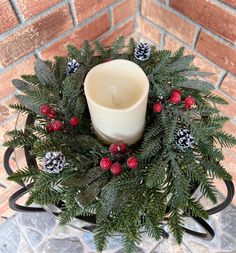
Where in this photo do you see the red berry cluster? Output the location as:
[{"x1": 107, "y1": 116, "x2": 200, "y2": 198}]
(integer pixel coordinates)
[
  {"x1": 100, "y1": 143, "x2": 139, "y2": 176},
  {"x1": 152, "y1": 89, "x2": 195, "y2": 113},
  {"x1": 40, "y1": 104, "x2": 57, "y2": 119},
  {"x1": 40, "y1": 104, "x2": 80, "y2": 132}
]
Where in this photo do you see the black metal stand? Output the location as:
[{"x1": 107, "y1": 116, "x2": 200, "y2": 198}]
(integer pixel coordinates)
[{"x1": 3, "y1": 114, "x2": 235, "y2": 241}]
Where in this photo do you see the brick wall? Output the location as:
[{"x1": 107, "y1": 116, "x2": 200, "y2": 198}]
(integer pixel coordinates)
[
  {"x1": 137, "y1": 0, "x2": 236, "y2": 203},
  {"x1": 0, "y1": 0, "x2": 136, "y2": 219}
]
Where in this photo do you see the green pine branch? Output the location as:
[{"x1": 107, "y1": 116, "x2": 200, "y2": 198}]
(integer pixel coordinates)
[
  {"x1": 186, "y1": 198, "x2": 208, "y2": 219},
  {"x1": 8, "y1": 167, "x2": 39, "y2": 184},
  {"x1": 168, "y1": 208, "x2": 184, "y2": 244},
  {"x1": 4, "y1": 129, "x2": 37, "y2": 148},
  {"x1": 213, "y1": 131, "x2": 236, "y2": 148}
]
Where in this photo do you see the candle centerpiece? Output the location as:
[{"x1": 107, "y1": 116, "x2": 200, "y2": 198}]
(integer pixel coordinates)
[
  {"x1": 84, "y1": 59, "x2": 149, "y2": 144},
  {"x1": 5, "y1": 38, "x2": 236, "y2": 253}
]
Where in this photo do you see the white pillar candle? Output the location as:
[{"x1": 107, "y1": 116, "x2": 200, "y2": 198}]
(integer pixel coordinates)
[{"x1": 84, "y1": 59, "x2": 149, "y2": 145}]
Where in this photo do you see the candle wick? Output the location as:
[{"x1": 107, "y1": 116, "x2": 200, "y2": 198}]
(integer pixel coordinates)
[{"x1": 110, "y1": 84, "x2": 122, "y2": 108}]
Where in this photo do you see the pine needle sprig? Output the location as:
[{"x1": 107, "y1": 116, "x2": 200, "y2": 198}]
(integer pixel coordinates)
[
  {"x1": 8, "y1": 167, "x2": 40, "y2": 184},
  {"x1": 168, "y1": 208, "x2": 184, "y2": 244}
]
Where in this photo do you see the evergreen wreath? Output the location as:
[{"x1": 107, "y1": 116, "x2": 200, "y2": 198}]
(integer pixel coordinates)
[{"x1": 5, "y1": 37, "x2": 236, "y2": 253}]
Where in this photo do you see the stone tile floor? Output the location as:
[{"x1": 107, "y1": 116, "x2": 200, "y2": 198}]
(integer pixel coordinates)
[{"x1": 0, "y1": 191, "x2": 236, "y2": 253}]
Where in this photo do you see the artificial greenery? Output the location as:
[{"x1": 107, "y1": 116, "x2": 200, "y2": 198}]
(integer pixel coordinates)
[{"x1": 5, "y1": 37, "x2": 236, "y2": 253}]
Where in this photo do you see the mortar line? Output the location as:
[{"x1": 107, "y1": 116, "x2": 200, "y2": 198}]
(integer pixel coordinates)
[
  {"x1": 108, "y1": 6, "x2": 114, "y2": 30},
  {"x1": 159, "y1": 31, "x2": 166, "y2": 49},
  {"x1": 134, "y1": 0, "x2": 141, "y2": 32},
  {"x1": 10, "y1": 0, "x2": 25, "y2": 23},
  {"x1": 34, "y1": 49, "x2": 41, "y2": 59},
  {"x1": 191, "y1": 25, "x2": 201, "y2": 50},
  {"x1": 211, "y1": 0, "x2": 236, "y2": 13},
  {"x1": 68, "y1": 0, "x2": 78, "y2": 26},
  {"x1": 215, "y1": 70, "x2": 227, "y2": 89}
]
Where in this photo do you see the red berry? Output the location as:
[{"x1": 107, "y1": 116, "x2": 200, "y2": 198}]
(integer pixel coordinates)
[
  {"x1": 127, "y1": 156, "x2": 139, "y2": 169},
  {"x1": 69, "y1": 117, "x2": 80, "y2": 126},
  {"x1": 46, "y1": 124, "x2": 53, "y2": 132},
  {"x1": 119, "y1": 143, "x2": 127, "y2": 153},
  {"x1": 153, "y1": 102, "x2": 163, "y2": 113},
  {"x1": 40, "y1": 104, "x2": 51, "y2": 115},
  {"x1": 170, "y1": 90, "x2": 181, "y2": 104},
  {"x1": 109, "y1": 143, "x2": 127, "y2": 154},
  {"x1": 109, "y1": 143, "x2": 120, "y2": 154},
  {"x1": 110, "y1": 162, "x2": 122, "y2": 176},
  {"x1": 185, "y1": 96, "x2": 195, "y2": 109},
  {"x1": 172, "y1": 89, "x2": 181, "y2": 95},
  {"x1": 51, "y1": 120, "x2": 63, "y2": 131},
  {"x1": 47, "y1": 110, "x2": 57, "y2": 119},
  {"x1": 100, "y1": 157, "x2": 112, "y2": 170}
]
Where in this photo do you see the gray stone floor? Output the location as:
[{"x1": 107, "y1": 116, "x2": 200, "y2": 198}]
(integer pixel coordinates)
[{"x1": 0, "y1": 192, "x2": 236, "y2": 253}]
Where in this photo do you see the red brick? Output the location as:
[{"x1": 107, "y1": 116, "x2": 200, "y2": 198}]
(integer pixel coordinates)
[
  {"x1": 221, "y1": 0, "x2": 236, "y2": 9},
  {"x1": 220, "y1": 74, "x2": 236, "y2": 100},
  {"x1": 18, "y1": 0, "x2": 60, "y2": 19},
  {"x1": 0, "y1": 0, "x2": 19, "y2": 34},
  {"x1": 0, "y1": 96, "x2": 18, "y2": 123},
  {"x1": 100, "y1": 19, "x2": 134, "y2": 46},
  {"x1": 75, "y1": 0, "x2": 115, "y2": 22},
  {"x1": 164, "y1": 35, "x2": 221, "y2": 85},
  {"x1": 141, "y1": 0, "x2": 195, "y2": 45},
  {"x1": 170, "y1": 0, "x2": 236, "y2": 44},
  {"x1": 213, "y1": 90, "x2": 236, "y2": 119},
  {"x1": 137, "y1": 17, "x2": 162, "y2": 45},
  {"x1": 41, "y1": 13, "x2": 110, "y2": 60},
  {"x1": 0, "y1": 5, "x2": 73, "y2": 67},
  {"x1": 0, "y1": 56, "x2": 35, "y2": 99},
  {"x1": 113, "y1": 0, "x2": 136, "y2": 24},
  {"x1": 196, "y1": 31, "x2": 236, "y2": 75},
  {"x1": 0, "y1": 116, "x2": 17, "y2": 144}
]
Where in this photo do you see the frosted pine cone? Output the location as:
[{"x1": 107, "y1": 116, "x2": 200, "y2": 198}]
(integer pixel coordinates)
[
  {"x1": 67, "y1": 59, "x2": 79, "y2": 74},
  {"x1": 134, "y1": 42, "x2": 151, "y2": 61},
  {"x1": 174, "y1": 128, "x2": 194, "y2": 149},
  {"x1": 44, "y1": 151, "x2": 65, "y2": 174}
]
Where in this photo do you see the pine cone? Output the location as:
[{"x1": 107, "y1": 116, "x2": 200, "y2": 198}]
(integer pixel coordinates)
[
  {"x1": 44, "y1": 151, "x2": 65, "y2": 174},
  {"x1": 174, "y1": 128, "x2": 194, "y2": 149},
  {"x1": 67, "y1": 59, "x2": 79, "y2": 74},
  {"x1": 134, "y1": 42, "x2": 151, "y2": 61}
]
